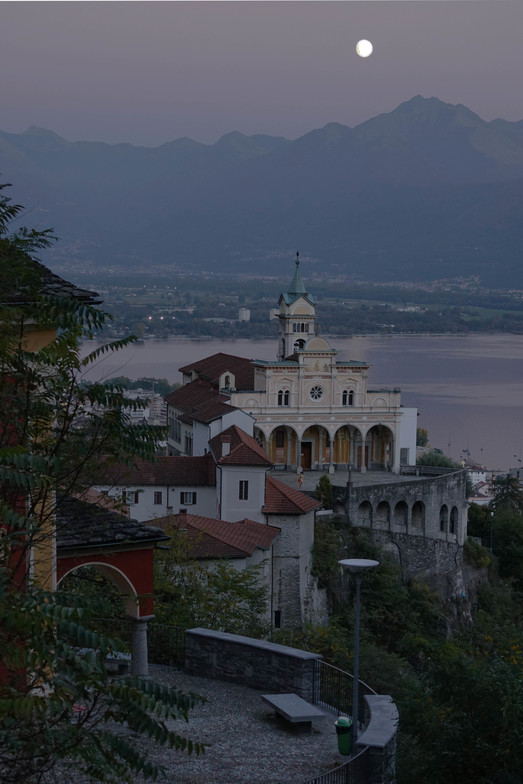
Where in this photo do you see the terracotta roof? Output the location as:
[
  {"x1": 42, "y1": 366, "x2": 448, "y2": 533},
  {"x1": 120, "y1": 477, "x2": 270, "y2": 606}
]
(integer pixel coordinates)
[
  {"x1": 179, "y1": 352, "x2": 255, "y2": 391},
  {"x1": 0, "y1": 250, "x2": 101, "y2": 306},
  {"x1": 56, "y1": 497, "x2": 168, "y2": 551},
  {"x1": 263, "y1": 475, "x2": 320, "y2": 515},
  {"x1": 93, "y1": 455, "x2": 216, "y2": 487},
  {"x1": 71, "y1": 488, "x2": 130, "y2": 516},
  {"x1": 151, "y1": 512, "x2": 280, "y2": 558},
  {"x1": 209, "y1": 425, "x2": 272, "y2": 467},
  {"x1": 165, "y1": 378, "x2": 236, "y2": 423}
]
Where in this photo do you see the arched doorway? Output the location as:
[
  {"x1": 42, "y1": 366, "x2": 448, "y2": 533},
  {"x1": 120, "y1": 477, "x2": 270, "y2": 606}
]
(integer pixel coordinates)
[
  {"x1": 301, "y1": 425, "x2": 331, "y2": 470},
  {"x1": 366, "y1": 425, "x2": 394, "y2": 470},
  {"x1": 333, "y1": 425, "x2": 364, "y2": 468},
  {"x1": 267, "y1": 425, "x2": 298, "y2": 467}
]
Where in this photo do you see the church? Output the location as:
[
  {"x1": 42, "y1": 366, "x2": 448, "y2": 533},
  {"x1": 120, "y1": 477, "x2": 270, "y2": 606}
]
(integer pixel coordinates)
[{"x1": 167, "y1": 254, "x2": 417, "y2": 473}]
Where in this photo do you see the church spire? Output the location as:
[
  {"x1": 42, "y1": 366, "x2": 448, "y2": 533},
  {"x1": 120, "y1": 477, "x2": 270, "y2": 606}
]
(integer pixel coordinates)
[{"x1": 288, "y1": 251, "x2": 307, "y2": 296}]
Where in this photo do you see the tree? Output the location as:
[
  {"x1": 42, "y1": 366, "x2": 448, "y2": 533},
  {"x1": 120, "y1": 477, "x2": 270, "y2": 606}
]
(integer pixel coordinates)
[
  {"x1": 416, "y1": 450, "x2": 459, "y2": 468},
  {"x1": 492, "y1": 474, "x2": 523, "y2": 514},
  {"x1": 0, "y1": 183, "x2": 203, "y2": 783},
  {"x1": 154, "y1": 528, "x2": 269, "y2": 637},
  {"x1": 314, "y1": 475, "x2": 334, "y2": 508},
  {"x1": 416, "y1": 427, "x2": 429, "y2": 447}
]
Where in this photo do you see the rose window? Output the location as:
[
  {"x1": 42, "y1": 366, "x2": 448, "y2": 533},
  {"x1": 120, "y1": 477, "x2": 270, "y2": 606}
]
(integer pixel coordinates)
[{"x1": 309, "y1": 385, "x2": 324, "y2": 401}]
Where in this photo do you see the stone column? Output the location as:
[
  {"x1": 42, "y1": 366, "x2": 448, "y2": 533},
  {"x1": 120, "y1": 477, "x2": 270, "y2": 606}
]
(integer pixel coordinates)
[
  {"x1": 329, "y1": 434, "x2": 334, "y2": 474},
  {"x1": 130, "y1": 616, "x2": 153, "y2": 677}
]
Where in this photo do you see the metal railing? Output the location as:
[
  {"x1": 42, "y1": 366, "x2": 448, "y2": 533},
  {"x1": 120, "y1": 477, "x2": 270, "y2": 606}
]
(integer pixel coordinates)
[
  {"x1": 304, "y1": 747, "x2": 370, "y2": 784},
  {"x1": 313, "y1": 659, "x2": 376, "y2": 718}
]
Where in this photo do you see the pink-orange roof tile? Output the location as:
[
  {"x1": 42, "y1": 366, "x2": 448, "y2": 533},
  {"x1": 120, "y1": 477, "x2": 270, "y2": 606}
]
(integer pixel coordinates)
[
  {"x1": 263, "y1": 474, "x2": 320, "y2": 515},
  {"x1": 150, "y1": 512, "x2": 280, "y2": 558},
  {"x1": 94, "y1": 455, "x2": 216, "y2": 487},
  {"x1": 209, "y1": 425, "x2": 272, "y2": 467},
  {"x1": 165, "y1": 378, "x2": 237, "y2": 423},
  {"x1": 179, "y1": 352, "x2": 255, "y2": 391}
]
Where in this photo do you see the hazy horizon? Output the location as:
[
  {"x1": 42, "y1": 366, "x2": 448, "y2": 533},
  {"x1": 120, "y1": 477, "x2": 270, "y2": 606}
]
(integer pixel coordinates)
[{"x1": 1, "y1": 2, "x2": 522, "y2": 147}]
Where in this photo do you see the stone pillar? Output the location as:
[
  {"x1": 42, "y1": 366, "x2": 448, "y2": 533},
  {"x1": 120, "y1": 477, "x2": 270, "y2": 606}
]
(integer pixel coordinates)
[
  {"x1": 130, "y1": 616, "x2": 152, "y2": 677},
  {"x1": 329, "y1": 435, "x2": 334, "y2": 474},
  {"x1": 297, "y1": 437, "x2": 302, "y2": 470}
]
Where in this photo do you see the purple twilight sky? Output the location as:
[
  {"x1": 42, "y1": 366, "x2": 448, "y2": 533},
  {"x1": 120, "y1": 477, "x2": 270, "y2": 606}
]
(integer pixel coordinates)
[{"x1": 0, "y1": 1, "x2": 521, "y2": 147}]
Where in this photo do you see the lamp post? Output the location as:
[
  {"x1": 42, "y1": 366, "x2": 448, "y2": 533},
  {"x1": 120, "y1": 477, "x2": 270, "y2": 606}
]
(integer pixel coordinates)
[{"x1": 339, "y1": 558, "x2": 379, "y2": 755}]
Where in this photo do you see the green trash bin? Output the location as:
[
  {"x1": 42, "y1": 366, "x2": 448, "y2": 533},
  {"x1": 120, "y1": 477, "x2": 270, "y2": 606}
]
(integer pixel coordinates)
[{"x1": 335, "y1": 715, "x2": 352, "y2": 756}]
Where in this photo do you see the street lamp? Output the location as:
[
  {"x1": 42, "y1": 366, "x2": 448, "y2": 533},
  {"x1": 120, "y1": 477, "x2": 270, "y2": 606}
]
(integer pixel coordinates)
[{"x1": 339, "y1": 558, "x2": 379, "y2": 755}]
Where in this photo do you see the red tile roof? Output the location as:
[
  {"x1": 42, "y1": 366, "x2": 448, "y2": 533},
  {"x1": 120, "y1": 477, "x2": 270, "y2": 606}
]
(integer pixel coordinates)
[
  {"x1": 165, "y1": 378, "x2": 237, "y2": 423},
  {"x1": 151, "y1": 512, "x2": 280, "y2": 558},
  {"x1": 263, "y1": 475, "x2": 320, "y2": 515},
  {"x1": 179, "y1": 352, "x2": 255, "y2": 391},
  {"x1": 94, "y1": 455, "x2": 216, "y2": 487},
  {"x1": 209, "y1": 425, "x2": 272, "y2": 467}
]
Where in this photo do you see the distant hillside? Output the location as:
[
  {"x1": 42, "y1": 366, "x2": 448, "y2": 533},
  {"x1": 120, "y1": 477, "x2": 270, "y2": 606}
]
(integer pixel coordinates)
[{"x1": 2, "y1": 95, "x2": 523, "y2": 286}]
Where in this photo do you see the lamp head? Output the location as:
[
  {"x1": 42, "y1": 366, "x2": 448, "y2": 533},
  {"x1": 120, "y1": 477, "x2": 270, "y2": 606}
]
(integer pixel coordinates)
[{"x1": 338, "y1": 558, "x2": 379, "y2": 574}]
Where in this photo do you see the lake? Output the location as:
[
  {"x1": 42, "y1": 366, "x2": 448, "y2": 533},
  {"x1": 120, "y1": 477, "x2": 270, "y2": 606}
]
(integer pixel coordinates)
[{"x1": 80, "y1": 333, "x2": 523, "y2": 473}]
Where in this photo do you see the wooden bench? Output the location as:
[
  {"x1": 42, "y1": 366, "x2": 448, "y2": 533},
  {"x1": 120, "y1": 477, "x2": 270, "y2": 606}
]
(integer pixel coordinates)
[{"x1": 262, "y1": 693, "x2": 325, "y2": 734}]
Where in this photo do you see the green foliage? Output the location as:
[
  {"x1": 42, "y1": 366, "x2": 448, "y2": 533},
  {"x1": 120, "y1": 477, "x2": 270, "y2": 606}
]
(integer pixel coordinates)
[
  {"x1": 492, "y1": 474, "x2": 523, "y2": 514},
  {"x1": 463, "y1": 536, "x2": 491, "y2": 569},
  {"x1": 313, "y1": 474, "x2": 334, "y2": 508},
  {"x1": 299, "y1": 513, "x2": 523, "y2": 784},
  {"x1": 416, "y1": 450, "x2": 460, "y2": 468},
  {"x1": 416, "y1": 427, "x2": 428, "y2": 447},
  {"x1": 0, "y1": 578, "x2": 205, "y2": 784},
  {"x1": 154, "y1": 528, "x2": 269, "y2": 637},
  {"x1": 0, "y1": 184, "x2": 201, "y2": 782},
  {"x1": 311, "y1": 517, "x2": 346, "y2": 588}
]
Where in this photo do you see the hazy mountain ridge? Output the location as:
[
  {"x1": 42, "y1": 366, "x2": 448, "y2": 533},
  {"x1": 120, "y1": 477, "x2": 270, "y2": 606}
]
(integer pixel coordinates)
[{"x1": 2, "y1": 95, "x2": 523, "y2": 285}]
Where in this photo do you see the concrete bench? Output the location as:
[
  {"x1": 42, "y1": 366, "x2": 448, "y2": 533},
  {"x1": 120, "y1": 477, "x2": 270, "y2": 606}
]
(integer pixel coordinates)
[{"x1": 262, "y1": 693, "x2": 325, "y2": 734}]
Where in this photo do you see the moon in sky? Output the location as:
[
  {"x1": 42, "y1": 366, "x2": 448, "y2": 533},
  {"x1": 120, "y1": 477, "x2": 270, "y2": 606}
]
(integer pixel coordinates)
[{"x1": 356, "y1": 39, "x2": 373, "y2": 58}]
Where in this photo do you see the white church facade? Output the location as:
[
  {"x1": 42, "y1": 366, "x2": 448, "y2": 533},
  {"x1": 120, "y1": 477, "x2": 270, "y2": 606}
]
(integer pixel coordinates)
[{"x1": 167, "y1": 254, "x2": 417, "y2": 473}]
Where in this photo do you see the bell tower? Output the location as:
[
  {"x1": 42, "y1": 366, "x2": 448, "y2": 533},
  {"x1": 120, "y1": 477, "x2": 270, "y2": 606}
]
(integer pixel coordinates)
[{"x1": 277, "y1": 252, "x2": 317, "y2": 360}]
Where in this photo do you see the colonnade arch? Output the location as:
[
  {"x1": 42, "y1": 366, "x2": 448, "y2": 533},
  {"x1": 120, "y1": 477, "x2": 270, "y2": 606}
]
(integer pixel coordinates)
[
  {"x1": 349, "y1": 498, "x2": 427, "y2": 534},
  {"x1": 259, "y1": 421, "x2": 394, "y2": 471}
]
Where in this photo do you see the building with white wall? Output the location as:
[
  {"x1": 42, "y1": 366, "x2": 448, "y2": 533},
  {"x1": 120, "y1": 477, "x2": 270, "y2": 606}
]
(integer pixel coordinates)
[{"x1": 168, "y1": 255, "x2": 417, "y2": 473}]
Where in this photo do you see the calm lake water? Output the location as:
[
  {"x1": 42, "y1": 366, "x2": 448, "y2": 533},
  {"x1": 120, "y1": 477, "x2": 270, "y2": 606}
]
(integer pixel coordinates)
[{"x1": 81, "y1": 334, "x2": 523, "y2": 473}]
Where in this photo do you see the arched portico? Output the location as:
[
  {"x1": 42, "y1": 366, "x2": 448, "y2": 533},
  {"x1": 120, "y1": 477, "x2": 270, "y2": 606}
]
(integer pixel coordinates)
[
  {"x1": 366, "y1": 424, "x2": 394, "y2": 471},
  {"x1": 266, "y1": 425, "x2": 299, "y2": 468},
  {"x1": 301, "y1": 425, "x2": 331, "y2": 470},
  {"x1": 333, "y1": 425, "x2": 364, "y2": 469}
]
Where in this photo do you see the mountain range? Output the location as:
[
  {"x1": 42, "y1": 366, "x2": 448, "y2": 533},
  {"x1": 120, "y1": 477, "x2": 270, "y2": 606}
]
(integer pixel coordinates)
[{"x1": 2, "y1": 95, "x2": 523, "y2": 286}]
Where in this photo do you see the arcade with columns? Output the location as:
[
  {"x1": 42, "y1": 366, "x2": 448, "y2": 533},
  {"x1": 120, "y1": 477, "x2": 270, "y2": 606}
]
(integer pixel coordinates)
[{"x1": 229, "y1": 253, "x2": 417, "y2": 473}]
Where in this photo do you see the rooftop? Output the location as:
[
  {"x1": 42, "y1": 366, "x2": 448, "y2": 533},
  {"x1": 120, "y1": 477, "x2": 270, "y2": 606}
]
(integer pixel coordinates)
[
  {"x1": 179, "y1": 352, "x2": 255, "y2": 391},
  {"x1": 150, "y1": 511, "x2": 280, "y2": 558},
  {"x1": 94, "y1": 455, "x2": 216, "y2": 487},
  {"x1": 56, "y1": 497, "x2": 168, "y2": 552},
  {"x1": 209, "y1": 424, "x2": 273, "y2": 467}
]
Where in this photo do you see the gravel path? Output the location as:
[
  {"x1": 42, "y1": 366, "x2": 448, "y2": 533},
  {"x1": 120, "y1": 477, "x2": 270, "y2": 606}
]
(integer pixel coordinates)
[{"x1": 144, "y1": 664, "x2": 345, "y2": 784}]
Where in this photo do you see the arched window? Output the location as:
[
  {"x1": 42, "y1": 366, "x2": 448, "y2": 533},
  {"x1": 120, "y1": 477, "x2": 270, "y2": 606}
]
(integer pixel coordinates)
[
  {"x1": 440, "y1": 504, "x2": 449, "y2": 532},
  {"x1": 277, "y1": 389, "x2": 290, "y2": 407},
  {"x1": 275, "y1": 429, "x2": 285, "y2": 448},
  {"x1": 450, "y1": 506, "x2": 459, "y2": 534},
  {"x1": 342, "y1": 389, "x2": 354, "y2": 406},
  {"x1": 224, "y1": 375, "x2": 230, "y2": 389},
  {"x1": 412, "y1": 501, "x2": 425, "y2": 529}
]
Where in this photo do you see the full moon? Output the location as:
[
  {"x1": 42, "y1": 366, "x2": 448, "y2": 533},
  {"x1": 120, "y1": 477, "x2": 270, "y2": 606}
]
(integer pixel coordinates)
[{"x1": 356, "y1": 39, "x2": 373, "y2": 58}]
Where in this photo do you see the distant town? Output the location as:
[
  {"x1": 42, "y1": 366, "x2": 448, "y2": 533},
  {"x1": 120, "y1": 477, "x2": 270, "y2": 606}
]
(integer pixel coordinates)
[{"x1": 67, "y1": 270, "x2": 523, "y2": 341}]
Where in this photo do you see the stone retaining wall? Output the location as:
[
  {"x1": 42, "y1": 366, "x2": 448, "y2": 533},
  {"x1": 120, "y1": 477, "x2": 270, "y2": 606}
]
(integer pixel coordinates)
[{"x1": 185, "y1": 628, "x2": 321, "y2": 701}]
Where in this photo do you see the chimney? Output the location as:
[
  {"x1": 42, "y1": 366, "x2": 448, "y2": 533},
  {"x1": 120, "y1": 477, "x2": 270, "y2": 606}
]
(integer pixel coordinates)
[{"x1": 221, "y1": 434, "x2": 232, "y2": 457}]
